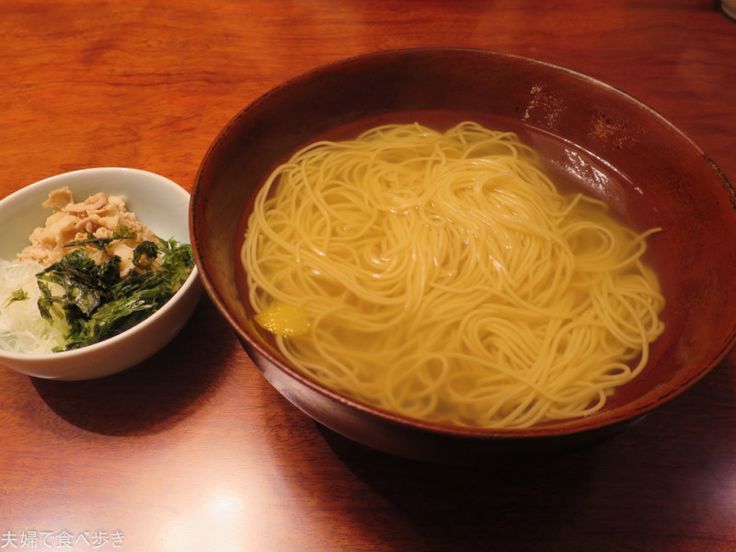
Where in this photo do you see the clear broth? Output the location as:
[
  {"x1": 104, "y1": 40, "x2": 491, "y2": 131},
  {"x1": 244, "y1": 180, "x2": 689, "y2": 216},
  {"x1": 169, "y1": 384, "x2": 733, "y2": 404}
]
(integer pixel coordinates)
[{"x1": 234, "y1": 111, "x2": 673, "y2": 419}]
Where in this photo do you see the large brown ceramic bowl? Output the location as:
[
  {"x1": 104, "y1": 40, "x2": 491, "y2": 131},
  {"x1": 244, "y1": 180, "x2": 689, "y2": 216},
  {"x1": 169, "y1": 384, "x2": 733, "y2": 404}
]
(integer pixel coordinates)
[{"x1": 191, "y1": 48, "x2": 736, "y2": 463}]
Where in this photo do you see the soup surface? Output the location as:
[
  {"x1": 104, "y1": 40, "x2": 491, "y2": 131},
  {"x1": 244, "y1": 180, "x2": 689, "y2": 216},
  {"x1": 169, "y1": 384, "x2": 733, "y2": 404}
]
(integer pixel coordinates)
[{"x1": 238, "y1": 118, "x2": 665, "y2": 429}]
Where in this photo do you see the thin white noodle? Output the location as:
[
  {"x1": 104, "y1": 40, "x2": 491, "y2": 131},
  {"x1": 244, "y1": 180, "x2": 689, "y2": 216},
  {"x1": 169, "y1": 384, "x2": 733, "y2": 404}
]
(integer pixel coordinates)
[{"x1": 242, "y1": 122, "x2": 665, "y2": 429}]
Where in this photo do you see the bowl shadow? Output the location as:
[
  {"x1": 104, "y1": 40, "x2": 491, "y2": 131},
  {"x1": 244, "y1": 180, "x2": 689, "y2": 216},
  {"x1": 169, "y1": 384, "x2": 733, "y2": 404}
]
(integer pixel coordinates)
[
  {"x1": 31, "y1": 296, "x2": 233, "y2": 436},
  {"x1": 261, "y1": 357, "x2": 736, "y2": 551},
  {"x1": 317, "y1": 423, "x2": 600, "y2": 550}
]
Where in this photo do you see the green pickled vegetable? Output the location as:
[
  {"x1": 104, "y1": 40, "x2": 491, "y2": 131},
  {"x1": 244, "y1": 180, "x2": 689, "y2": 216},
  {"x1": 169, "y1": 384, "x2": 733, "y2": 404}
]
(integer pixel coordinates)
[
  {"x1": 5, "y1": 288, "x2": 29, "y2": 307},
  {"x1": 36, "y1": 238, "x2": 193, "y2": 351}
]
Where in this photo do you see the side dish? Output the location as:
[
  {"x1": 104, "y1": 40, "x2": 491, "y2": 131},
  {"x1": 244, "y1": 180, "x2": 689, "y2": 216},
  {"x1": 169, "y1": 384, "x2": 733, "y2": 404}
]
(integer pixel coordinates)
[{"x1": 0, "y1": 187, "x2": 193, "y2": 353}]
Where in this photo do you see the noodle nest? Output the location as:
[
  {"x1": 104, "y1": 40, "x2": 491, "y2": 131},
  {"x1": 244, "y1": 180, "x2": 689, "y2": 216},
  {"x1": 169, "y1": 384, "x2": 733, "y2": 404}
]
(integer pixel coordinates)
[{"x1": 242, "y1": 122, "x2": 665, "y2": 429}]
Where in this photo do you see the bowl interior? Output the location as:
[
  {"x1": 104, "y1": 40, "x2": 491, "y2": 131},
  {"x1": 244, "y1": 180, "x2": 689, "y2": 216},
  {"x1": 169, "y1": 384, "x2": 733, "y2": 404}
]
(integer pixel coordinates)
[
  {"x1": 0, "y1": 167, "x2": 190, "y2": 260},
  {"x1": 193, "y1": 49, "x2": 736, "y2": 436}
]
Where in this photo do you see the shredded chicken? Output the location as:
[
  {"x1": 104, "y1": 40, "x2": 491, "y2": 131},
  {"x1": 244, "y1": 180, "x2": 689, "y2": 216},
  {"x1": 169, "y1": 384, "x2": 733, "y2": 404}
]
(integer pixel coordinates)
[{"x1": 18, "y1": 186, "x2": 157, "y2": 274}]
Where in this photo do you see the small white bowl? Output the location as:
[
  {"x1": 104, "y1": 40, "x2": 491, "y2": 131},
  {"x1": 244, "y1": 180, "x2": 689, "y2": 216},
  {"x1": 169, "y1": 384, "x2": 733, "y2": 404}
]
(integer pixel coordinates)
[{"x1": 0, "y1": 167, "x2": 201, "y2": 380}]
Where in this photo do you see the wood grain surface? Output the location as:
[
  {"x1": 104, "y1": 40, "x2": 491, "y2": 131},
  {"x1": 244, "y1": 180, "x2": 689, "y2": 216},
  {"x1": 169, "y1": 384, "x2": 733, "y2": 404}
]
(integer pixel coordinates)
[{"x1": 1, "y1": 2, "x2": 735, "y2": 551}]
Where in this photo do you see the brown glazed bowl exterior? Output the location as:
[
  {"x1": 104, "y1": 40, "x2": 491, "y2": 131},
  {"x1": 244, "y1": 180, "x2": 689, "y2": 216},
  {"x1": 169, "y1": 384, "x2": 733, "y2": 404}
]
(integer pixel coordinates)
[{"x1": 191, "y1": 48, "x2": 736, "y2": 463}]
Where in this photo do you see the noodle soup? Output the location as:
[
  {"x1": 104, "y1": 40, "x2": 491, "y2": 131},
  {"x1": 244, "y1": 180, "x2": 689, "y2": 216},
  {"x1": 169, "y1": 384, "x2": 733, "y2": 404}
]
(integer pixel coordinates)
[{"x1": 238, "y1": 121, "x2": 664, "y2": 429}]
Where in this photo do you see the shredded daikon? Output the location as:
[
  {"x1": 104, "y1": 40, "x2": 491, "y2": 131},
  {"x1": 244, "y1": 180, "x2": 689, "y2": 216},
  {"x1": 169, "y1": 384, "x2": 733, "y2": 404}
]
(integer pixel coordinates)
[{"x1": 0, "y1": 259, "x2": 67, "y2": 354}]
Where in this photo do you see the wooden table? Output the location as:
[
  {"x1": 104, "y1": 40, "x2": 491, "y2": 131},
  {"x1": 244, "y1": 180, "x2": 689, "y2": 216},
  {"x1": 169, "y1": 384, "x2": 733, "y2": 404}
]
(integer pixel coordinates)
[{"x1": 1, "y1": 2, "x2": 735, "y2": 551}]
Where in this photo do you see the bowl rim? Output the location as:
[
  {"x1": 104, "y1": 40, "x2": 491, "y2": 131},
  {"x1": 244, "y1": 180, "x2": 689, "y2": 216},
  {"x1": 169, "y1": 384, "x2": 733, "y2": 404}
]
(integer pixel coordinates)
[
  {"x1": 191, "y1": 47, "x2": 736, "y2": 439},
  {"x1": 0, "y1": 166, "x2": 199, "y2": 363}
]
